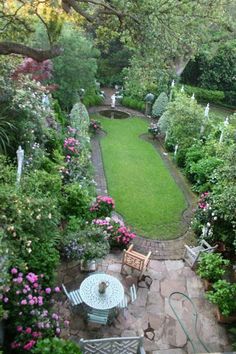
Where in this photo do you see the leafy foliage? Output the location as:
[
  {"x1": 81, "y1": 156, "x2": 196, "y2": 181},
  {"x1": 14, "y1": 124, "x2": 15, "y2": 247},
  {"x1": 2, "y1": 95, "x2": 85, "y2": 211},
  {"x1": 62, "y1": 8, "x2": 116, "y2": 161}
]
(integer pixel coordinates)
[
  {"x1": 184, "y1": 85, "x2": 225, "y2": 104},
  {"x1": 197, "y1": 253, "x2": 229, "y2": 282},
  {"x1": 33, "y1": 337, "x2": 82, "y2": 354},
  {"x1": 52, "y1": 24, "x2": 99, "y2": 110},
  {"x1": 207, "y1": 280, "x2": 236, "y2": 316}
]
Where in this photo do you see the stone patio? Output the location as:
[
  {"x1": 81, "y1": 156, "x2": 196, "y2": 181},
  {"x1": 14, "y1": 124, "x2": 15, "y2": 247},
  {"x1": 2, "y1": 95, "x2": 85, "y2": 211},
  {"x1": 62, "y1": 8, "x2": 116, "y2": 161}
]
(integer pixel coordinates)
[{"x1": 56, "y1": 251, "x2": 232, "y2": 354}]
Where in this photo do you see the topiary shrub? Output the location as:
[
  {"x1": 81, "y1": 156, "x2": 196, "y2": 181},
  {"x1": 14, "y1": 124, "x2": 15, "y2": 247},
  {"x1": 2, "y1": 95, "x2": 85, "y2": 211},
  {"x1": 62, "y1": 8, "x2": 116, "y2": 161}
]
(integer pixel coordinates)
[{"x1": 152, "y1": 92, "x2": 168, "y2": 118}]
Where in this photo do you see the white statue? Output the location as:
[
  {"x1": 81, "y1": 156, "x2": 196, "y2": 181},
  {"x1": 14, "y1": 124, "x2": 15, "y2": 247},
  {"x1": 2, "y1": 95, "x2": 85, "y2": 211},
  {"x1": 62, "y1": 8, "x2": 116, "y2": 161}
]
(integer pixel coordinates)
[
  {"x1": 204, "y1": 103, "x2": 209, "y2": 118},
  {"x1": 171, "y1": 80, "x2": 175, "y2": 88},
  {"x1": 42, "y1": 93, "x2": 50, "y2": 108},
  {"x1": 111, "y1": 94, "x2": 116, "y2": 108},
  {"x1": 180, "y1": 85, "x2": 184, "y2": 93},
  {"x1": 191, "y1": 93, "x2": 195, "y2": 100},
  {"x1": 174, "y1": 144, "x2": 178, "y2": 156},
  {"x1": 219, "y1": 117, "x2": 229, "y2": 143},
  {"x1": 16, "y1": 145, "x2": 24, "y2": 184}
]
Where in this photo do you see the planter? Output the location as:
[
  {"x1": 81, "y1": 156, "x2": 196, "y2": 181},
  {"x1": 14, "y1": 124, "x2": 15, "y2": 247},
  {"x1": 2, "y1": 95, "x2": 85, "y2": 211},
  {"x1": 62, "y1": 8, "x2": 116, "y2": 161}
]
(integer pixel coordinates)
[
  {"x1": 215, "y1": 307, "x2": 236, "y2": 324},
  {"x1": 80, "y1": 259, "x2": 97, "y2": 272},
  {"x1": 203, "y1": 279, "x2": 212, "y2": 291}
]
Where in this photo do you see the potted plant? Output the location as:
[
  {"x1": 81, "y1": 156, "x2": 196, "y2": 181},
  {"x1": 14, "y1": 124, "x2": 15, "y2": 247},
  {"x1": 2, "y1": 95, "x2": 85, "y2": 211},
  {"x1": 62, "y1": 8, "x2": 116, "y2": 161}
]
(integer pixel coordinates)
[
  {"x1": 206, "y1": 280, "x2": 236, "y2": 323},
  {"x1": 196, "y1": 253, "x2": 229, "y2": 290},
  {"x1": 80, "y1": 240, "x2": 110, "y2": 272}
]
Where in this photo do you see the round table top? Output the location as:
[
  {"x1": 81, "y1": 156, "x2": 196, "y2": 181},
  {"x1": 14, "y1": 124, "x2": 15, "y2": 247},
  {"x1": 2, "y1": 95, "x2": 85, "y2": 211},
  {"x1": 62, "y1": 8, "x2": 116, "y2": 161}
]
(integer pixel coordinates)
[{"x1": 80, "y1": 273, "x2": 124, "y2": 310}]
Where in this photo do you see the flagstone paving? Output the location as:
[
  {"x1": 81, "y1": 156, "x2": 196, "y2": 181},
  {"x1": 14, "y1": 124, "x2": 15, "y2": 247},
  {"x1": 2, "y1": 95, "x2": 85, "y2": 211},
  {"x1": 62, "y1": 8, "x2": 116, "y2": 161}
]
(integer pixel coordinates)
[{"x1": 56, "y1": 252, "x2": 232, "y2": 353}]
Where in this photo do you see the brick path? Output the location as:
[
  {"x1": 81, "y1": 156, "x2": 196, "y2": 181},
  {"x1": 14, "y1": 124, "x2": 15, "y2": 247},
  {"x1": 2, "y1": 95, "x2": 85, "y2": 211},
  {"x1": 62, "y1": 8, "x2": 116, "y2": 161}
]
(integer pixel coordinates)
[{"x1": 89, "y1": 98, "x2": 197, "y2": 260}]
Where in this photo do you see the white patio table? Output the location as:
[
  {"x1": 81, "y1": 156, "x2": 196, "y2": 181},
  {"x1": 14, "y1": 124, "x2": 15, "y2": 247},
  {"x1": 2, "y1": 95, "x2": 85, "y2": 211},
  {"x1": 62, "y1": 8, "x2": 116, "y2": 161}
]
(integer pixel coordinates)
[{"x1": 79, "y1": 273, "x2": 124, "y2": 310}]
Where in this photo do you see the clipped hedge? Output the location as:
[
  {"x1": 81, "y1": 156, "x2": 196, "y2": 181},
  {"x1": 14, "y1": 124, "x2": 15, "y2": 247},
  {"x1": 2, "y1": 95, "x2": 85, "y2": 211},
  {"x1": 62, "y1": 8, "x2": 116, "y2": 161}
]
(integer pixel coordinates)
[
  {"x1": 121, "y1": 96, "x2": 145, "y2": 112},
  {"x1": 83, "y1": 94, "x2": 103, "y2": 107},
  {"x1": 184, "y1": 85, "x2": 225, "y2": 104},
  {"x1": 152, "y1": 92, "x2": 168, "y2": 118}
]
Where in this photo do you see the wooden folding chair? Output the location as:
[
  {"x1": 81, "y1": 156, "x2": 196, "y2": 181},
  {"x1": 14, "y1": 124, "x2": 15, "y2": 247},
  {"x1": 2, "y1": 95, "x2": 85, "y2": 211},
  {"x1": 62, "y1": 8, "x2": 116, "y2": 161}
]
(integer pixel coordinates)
[{"x1": 121, "y1": 244, "x2": 152, "y2": 280}]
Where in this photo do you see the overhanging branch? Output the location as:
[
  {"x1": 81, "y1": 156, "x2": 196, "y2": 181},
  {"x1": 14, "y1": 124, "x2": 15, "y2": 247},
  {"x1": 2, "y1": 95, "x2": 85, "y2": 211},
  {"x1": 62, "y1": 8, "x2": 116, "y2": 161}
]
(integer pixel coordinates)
[{"x1": 0, "y1": 42, "x2": 63, "y2": 61}]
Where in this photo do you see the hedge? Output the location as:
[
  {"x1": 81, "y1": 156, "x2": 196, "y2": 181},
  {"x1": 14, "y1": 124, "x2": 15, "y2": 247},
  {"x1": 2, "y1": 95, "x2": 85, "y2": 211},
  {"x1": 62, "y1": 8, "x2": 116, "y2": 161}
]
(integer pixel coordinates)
[
  {"x1": 184, "y1": 85, "x2": 225, "y2": 104},
  {"x1": 121, "y1": 96, "x2": 145, "y2": 112}
]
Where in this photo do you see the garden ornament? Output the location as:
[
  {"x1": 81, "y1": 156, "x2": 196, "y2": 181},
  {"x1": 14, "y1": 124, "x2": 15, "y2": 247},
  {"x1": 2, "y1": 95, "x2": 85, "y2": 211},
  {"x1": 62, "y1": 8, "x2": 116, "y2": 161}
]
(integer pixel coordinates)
[
  {"x1": 174, "y1": 144, "x2": 178, "y2": 157},
  {"x1": 191, "y1": 93, "x2": 195, "y2": 100},
  {"x1": 180, "y1": 85, "x2": 184, "y2": 92},
  {"x1": 171, "y1": 80, "x2": 175, "y2": 88},
  {"x1": 204, "y1": 103, "x2": 210, "y2": 118},
  {"x1": 145, "y1": 93, "x2": 154, "y2": 116},
  {"x1": 219, "y1": 117, "x2": 229, "y2": 143},
  {"x1": 111, "y1": 94, "x2": 116, "y2": 108},
  {"x1": 16, "y1": 145, "x2": 24, "y2": 184}
]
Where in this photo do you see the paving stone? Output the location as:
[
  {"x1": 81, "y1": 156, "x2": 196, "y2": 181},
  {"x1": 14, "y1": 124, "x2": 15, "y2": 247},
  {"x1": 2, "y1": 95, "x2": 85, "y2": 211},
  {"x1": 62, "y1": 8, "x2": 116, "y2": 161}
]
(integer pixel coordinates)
[
  {"x1": 186, "y1": 277, "x2": 204, "y2": 298},
  {"x1": 150, "y1": 279, "x2": 160, "y2": 292},
  {"x1": 165, "y1": 260, "x2": 184, "y2": 272},
  {"x1": 164, "y1": 297, "x2": 184, "y2": 320},
  {"x1": 148, "y1": 314, "x2": 165, "y2": 330},
  {"x1": 121, "y1": 330, "x2": 137, "y2": 337},
  {"x1": 146, "y1": 294, "x2": 164, "y2": 314},
  {"x1": 160, "y1": 278, "x2": 186, "y2": 298},
  {"x1": 151, "y1": 349, "x2": 186, "y2": 354},
  {"x1": 107, "y1": 263, "x2": 122, "y2": 273},
  {"x1": 135, "y1": 287, "x2": 149, "y2": 307},
  {"x1": 165, "y1": 316, "x2": 187, "y2": 347}
]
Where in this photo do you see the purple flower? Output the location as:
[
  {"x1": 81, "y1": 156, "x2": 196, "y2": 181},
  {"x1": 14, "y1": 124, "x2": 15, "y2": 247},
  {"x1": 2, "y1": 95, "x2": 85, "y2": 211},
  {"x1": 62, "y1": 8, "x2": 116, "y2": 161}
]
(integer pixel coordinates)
[
  {"x1": 54, "y1": 286, "x2": 60, "y2": 293},
  {"x1": 21, "y1": 299, "x2": 27, "y2": 305},
  {"x1": 16, "y1": 277, "x2": 23, "y2": 284},
  {"x1": 29, "y1": 299, "x2": 35, "y2": 305},
  {"x1": 3, "y1": 297, "x2": 9, "y2": 303},
  {"x1": 56, "y1": 328, "x2": 61, "y2": 334}
]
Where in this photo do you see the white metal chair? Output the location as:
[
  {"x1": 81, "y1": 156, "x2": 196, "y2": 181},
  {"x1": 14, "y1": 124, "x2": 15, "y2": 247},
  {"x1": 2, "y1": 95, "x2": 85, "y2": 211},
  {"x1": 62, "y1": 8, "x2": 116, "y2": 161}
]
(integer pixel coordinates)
[
  {"x1": 183, "y1": 239, "x2": 218, "y2": 268},
  {"x1": 87, "y1": 308, "x2": 109, "y2": 325},
  {"x1": 62, "y1": 283, "x2": 83, "y2": 307},
  {"x1": 130, "y1": 284, "x2": 137, "y2": 303}
]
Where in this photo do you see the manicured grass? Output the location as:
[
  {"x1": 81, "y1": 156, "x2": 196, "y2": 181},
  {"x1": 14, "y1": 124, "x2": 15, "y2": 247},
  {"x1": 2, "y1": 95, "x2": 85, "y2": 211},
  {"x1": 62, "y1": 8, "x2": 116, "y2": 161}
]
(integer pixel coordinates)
[{"x1": 96, "y1": 116, "x2": 187, "y2": 239}]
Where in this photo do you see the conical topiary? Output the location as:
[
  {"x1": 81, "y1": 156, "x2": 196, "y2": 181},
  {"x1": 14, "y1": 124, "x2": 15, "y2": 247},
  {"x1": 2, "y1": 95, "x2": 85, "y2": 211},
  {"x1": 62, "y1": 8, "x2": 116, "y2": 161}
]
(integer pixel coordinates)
[{"x1": 152, "y1": 92, "x2": 168, "y2": 118}]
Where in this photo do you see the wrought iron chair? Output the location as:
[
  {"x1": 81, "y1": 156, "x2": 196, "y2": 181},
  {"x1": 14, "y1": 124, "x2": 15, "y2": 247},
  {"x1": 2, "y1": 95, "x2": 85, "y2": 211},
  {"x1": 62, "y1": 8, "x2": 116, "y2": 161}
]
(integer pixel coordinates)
[
  {"x1": 62, "y1": 283, "x2": 83, "y2": 307},
  {"x1": 183, "y1": 239, "x2": 218, "y2": 268},
  {"x1": 87, "y1": 308, "x2": 109, "y2": 325},
  {"x1": 121, "y1": 244, "x2": 152, "y2": 279}
]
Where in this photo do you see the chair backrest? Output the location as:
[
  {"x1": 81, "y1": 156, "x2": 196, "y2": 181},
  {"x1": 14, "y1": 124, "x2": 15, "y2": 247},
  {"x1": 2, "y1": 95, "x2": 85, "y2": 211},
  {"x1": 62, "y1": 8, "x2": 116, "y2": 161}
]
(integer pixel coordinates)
[
  {"x1": 80, "y1": 336, "x2": 146, "y2": 354},
  {"x1": 87, "y1": 313, "x2": 108, "y2": 325},
  {"x1": 62, "y1": 283, "x2": 70, "y2": 300},
  {"x1": 123, "y1": 245, "x2": 148, "y2": 271}
]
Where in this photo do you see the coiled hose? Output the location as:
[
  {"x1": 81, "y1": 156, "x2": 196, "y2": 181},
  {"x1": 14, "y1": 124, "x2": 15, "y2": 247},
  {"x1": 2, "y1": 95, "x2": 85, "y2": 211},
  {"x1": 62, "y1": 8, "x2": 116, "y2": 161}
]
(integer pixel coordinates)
[{"x1": 168, "y1": 292, "x2": 210, "y2": 353}]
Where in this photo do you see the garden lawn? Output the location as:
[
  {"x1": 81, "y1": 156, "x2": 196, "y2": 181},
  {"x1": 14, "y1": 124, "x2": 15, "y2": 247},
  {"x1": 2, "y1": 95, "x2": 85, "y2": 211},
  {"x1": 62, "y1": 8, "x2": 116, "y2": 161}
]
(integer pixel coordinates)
[{"x1": 97, "y1": 116, "x2": 187, "y2": 239}]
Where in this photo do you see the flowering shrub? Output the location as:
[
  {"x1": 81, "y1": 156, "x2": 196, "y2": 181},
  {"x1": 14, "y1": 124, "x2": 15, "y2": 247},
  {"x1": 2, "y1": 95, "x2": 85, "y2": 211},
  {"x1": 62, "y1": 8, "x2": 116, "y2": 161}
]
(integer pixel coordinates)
[
  {"x1": 0, "y1": 269, "x2": 69, "y2": 352},
  {"x1": 148, "y1": 122, "x2": 160, "y2": 139},
  {"x1": 90, "y1": 195, "x2": 115, "y2": 218},
  {"x1": 191, "y1": 192, "x2": 217, "y2": 240},
  {"x1": 89, "y1": 120, "x2": 101, "y2": 135},
  {"x1": 93, "y1": 217, "x2": 136, "y2": 248},
  {"x1": 64, "y1": 136, "x2": 80, "y2": 157},
  {"x1": 33, "y1": 337, "x2": 82, "y2": 353}
]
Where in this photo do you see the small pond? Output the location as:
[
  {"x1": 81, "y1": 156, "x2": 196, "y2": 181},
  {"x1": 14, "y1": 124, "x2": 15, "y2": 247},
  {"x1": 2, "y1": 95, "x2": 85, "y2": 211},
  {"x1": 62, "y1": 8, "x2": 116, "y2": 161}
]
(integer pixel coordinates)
[{"x1": 99, "y1": 109, "x2": 130, "y2": 119}]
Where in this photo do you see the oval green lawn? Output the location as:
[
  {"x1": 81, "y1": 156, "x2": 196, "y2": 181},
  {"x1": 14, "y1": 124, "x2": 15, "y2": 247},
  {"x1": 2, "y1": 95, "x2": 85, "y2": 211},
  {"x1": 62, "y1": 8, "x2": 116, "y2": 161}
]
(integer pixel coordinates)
[{"x1": 98, "y1": 117, "x2": 187, "y2": 239}]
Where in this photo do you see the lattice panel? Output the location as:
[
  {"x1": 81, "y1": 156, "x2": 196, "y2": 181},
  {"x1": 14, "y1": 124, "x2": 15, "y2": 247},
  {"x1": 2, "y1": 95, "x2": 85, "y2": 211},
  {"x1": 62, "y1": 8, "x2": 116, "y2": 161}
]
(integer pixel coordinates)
[
  {"x1": 124, "y1": 254, "x2": 143, "y2": 271},
  {"x1": 83, "y1": 339, "x2": 139, "y2": 354}
]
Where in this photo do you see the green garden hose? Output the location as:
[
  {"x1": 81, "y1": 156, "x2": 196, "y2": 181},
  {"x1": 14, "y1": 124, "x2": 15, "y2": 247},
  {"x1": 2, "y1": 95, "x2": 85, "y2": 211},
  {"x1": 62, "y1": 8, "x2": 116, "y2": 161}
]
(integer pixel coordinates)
[{"x1": 168, "y1": 292, "x2": 210, "y2": 353}]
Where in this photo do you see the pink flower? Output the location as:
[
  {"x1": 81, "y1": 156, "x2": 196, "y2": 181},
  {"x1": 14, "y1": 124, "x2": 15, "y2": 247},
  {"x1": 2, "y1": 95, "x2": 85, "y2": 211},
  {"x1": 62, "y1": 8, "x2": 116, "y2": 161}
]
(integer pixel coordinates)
[
  {"x1": 45, "y1": 287, "x2": 51, "y2": 294},
  {"x1": 29, "y1": 299, "x2": 35, "y2": 305},
  {"x1": 54, "y1": 286, "x2": 60, "y2": 293},
  {"x1": 3, "y1": 297, "x2": 8, "y2": 303},
  {"x1": 16, "y1": 326, "x2": 23, "y2": 332},
  {"x1": 11, "y1": 268, "x2": 18, "y2": 274},
  {"x1": 33, "y1": 283, "x2": 38, "y2": 288},
  {"x1": 21, "y1": 299, "x2": 27, "y2": 305},
  {"x1": 23, "y1": 340, "x2": 36, "y2": 350},
  {"x1": 56, "y1": 327, "x2": 61, "y2": 334},
  {"x1": 64, "y1": 320, "x2": 70, "y2": 327},
  {"x1": 17, "y1": 277, "x2": 23, "y2": 284},
  {"x1": 25, "y1": 327, "x2": 32, "y2": 334},
  {"x1": 11, "y1": 342, "x2": 20, "y2": 349}
]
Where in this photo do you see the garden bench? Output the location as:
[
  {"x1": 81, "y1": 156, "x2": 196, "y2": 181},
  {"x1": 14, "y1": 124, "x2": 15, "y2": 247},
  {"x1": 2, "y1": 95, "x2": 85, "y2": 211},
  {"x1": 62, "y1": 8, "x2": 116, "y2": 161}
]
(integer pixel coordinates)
[
  {"x1": 79, "y1": 336, "x2": 146, "y2": 353},
  {"x1": 183, "y1": 239, "x2": 218, "y2": 268},
  {"x1": 121, "y1": 244, "x2": 152, "y2": 279}
]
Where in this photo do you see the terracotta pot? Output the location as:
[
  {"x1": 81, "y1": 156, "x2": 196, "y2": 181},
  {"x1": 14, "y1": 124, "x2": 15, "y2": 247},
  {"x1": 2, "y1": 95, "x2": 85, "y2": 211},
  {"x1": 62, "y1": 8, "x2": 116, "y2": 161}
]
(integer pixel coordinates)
[
  {"x1": 203, "y1": 278, "x2": 212, "y2": 291},
  {"x1": 215, "y1": 307, "x2": 236, "y2": 324}
]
